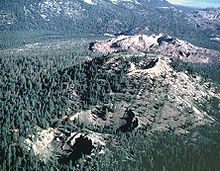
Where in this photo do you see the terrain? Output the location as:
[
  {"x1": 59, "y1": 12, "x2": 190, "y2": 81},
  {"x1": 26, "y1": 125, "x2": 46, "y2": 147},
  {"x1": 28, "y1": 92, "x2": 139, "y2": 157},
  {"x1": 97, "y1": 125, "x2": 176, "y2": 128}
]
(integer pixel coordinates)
[
  {"x1": 25, "y1": 46, "x2": 219, "y2": 164},
  {"x1": 186, "y1": 7, "x2": 220, "y2": 45},
  {"x1": 91, "y1": 34, "x2": 220, "y2": 63},
  {"x1": 1, "y1": 1, "x2": 220, "y2": 171},
  {"x1": 1, "y1": 32, "x2": 220, "y2": 170},
  {"x1": 1, "y1": 0, "x2": 220, "y2": 50}
]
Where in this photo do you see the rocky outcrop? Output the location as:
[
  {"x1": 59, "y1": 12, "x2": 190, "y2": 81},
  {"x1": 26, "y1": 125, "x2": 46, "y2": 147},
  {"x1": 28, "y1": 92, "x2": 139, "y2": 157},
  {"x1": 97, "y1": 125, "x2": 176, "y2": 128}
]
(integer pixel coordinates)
[
  {"x1": 25, "y1": 128, "x2": 106, "y2": 163},
  {"x1": 58, "y1": 135, "x2": 94, "y2": 164},
  {"x1": 90, "y1": 34, "x2": 220, "y2": 63},
  {"x1": 118, "y1": 109, "x2": 138, "y2": 132}
]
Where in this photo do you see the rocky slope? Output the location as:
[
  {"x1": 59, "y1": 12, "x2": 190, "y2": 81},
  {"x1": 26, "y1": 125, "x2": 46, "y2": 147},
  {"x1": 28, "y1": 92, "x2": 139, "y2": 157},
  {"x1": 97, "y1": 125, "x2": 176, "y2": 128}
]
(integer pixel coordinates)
[
  {"x1": 25, "y1": 46, "x2": 220, "y2": 163},
  {"x1": 91, "y1": 34, "x2": 220, "y2": 63}
]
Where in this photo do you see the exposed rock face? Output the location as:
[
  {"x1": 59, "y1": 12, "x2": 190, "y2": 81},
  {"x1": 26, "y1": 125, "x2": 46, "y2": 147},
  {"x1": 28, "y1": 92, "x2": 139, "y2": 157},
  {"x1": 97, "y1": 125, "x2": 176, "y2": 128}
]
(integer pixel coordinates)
[
  {"x1": 90, "y1": 34, "x2": 220, "y2": 63},
  {"x1": 58, "y1": 135, "x2": 94, "y2": 164},
  {"x1": 25, "y1": 128, "x2": 106, "y2": 163},
  {"x1": 118, "y1": 109, "x2": 138, "y2": 132}
]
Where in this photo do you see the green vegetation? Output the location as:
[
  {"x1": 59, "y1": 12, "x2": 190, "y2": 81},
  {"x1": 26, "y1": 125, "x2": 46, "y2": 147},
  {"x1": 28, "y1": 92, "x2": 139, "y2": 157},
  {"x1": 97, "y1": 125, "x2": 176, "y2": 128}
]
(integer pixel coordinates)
[
  {"x1": 1, "y1": 36, "x2": 220, "y2": 170},
  {"x1": 1, "y1": 1, "x2": 220, "y2": 51},
  {"x1": 90, "y1": 128, "x2": 220, "y2": 171},
  {"x1": 0, "y1": 39, "x2": 99, "y2": 170},
  {"x1": 171, "y1": 58, "x2": 220, "y2": 85},
  {"x1": 0, "y1": 30, "x2": 102, "y2": 50}
]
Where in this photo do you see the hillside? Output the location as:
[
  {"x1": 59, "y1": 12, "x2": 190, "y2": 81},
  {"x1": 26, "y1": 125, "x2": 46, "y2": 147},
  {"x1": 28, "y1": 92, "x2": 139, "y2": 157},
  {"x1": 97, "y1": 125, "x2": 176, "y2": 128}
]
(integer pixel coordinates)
[
  {"x1": 91, "y1": 34, "x2": 220, "y2": 63},
  {"x1": 0, "y1": 0, "x2": 177, "y2": 33},
  {"x1": 25, "y1": 51, "x2": 219, "y2": 165},
  {"x1": 1, "y1": 0, "x2": 219, "y2": 50},
  {"x1": 1, "y1": 32, "x2": 220, "y2": 170},
  {"x1": 6, "y1": 34, "x2": 217, "y2": 169},
  {"x1": 1, "y1": 1, "x2": 220, "y2": 171}
]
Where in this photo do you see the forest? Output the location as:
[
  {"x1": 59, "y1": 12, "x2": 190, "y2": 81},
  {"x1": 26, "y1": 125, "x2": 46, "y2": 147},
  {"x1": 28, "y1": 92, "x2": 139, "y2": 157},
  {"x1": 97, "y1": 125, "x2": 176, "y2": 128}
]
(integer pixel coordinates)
[{"x1": 1, "y1": 35, "x2": 220, "y2": 170}]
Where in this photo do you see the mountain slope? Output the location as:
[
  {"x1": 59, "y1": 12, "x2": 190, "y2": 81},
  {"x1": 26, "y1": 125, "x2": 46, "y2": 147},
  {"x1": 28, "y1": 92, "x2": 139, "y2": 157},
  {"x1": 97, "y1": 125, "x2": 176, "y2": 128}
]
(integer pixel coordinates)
[
  {"x1": 1, "y1": 0, "x2": 173, "y2": 31},
  {"x1": 0, "y1": 0, "x2": 213, "y2": 48},
  {"x1": 1, "y1": 0, "x2": 220, "y2": 51}
]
